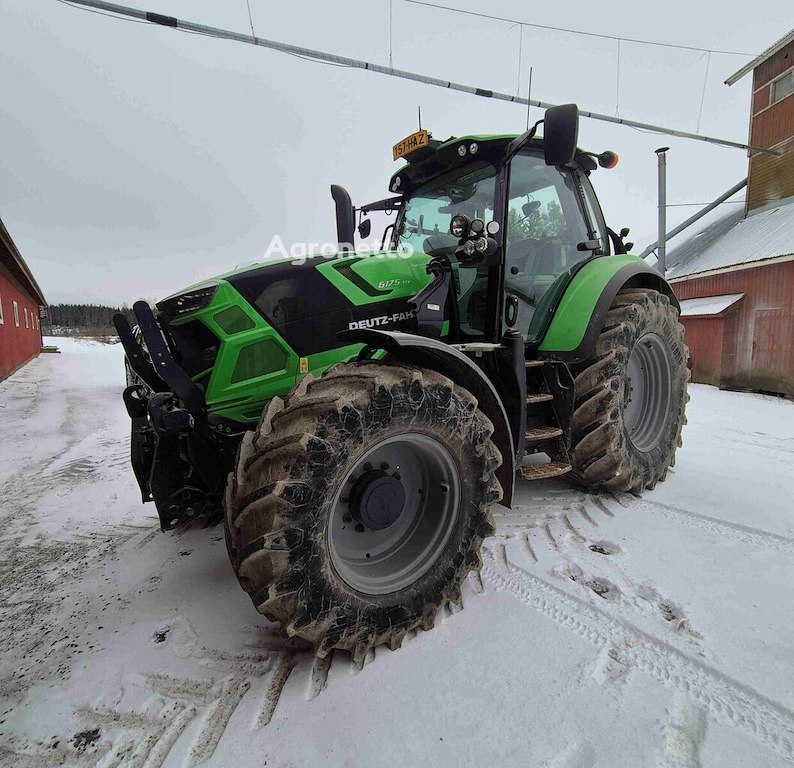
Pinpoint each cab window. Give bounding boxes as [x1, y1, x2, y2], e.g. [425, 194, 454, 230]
[396, 162, 498, 339]
[504, 152, 592, 341]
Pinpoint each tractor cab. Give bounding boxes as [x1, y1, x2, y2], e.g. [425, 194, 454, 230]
[353, 105, 628, 348]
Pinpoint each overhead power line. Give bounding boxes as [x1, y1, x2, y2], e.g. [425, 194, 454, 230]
[403, 0, 759, 57]
[244, 0, 255, 40]
[53, 0, 780, 157]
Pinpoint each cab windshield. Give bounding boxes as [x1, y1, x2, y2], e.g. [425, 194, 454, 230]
[395, 162, 497, 338]
[395, 162, 497, 253]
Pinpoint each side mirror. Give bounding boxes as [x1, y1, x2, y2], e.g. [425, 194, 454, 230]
[543, 104, 579, 166]
[358, 218, 372, 239]
[620, 227, 630, 239]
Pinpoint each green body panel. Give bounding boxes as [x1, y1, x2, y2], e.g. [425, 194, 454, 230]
[538, 254, 649, 353]
[165, 251, 435, 423]
[315, 251, 432, 305]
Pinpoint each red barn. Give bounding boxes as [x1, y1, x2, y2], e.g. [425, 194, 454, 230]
[0, 218, 47, 381]
[666, 29, 794, 397]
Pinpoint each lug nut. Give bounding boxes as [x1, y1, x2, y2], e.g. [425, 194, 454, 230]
[380, 461, 390, 470]
[355, 524, 365, 533]
[343, 513, 352, 523]
[393, 472, 401, 480]
[340, 495, 349, 504]
[363, 462, 373, 472]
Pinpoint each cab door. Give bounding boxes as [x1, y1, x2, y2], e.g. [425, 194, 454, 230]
[503, 151, 607, 341]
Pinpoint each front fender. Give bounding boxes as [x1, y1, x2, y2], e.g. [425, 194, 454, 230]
[340, 329, 515, 507]
[538, 255, 679, 363]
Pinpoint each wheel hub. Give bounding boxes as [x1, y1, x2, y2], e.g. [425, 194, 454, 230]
[327, 433, 461, 595]
[624, 332, 673, 452]
[349, 470, 406, 530]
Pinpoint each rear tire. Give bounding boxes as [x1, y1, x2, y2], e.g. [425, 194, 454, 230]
[568, 288, 688, 493]
[224, 362, 501, 660]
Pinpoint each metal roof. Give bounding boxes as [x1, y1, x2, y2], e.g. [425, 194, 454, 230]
[679, 293, 744, 317]
[725, 29, 794, 86]
[666, 199, 794, 279]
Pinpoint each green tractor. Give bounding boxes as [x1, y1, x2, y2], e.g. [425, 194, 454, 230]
[115, 104, 688, 661]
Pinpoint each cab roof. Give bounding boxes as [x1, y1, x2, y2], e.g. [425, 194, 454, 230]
[388, 132, 595, 194]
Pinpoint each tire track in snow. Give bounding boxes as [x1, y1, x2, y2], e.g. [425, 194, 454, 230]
[610, 495, 794, 555]
[482, 546, 794, 760]
[187, 678, 249, 765]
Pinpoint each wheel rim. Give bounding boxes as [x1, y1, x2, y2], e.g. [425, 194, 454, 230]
[624, 332, 673, 453]
[327, 433, 461, 596]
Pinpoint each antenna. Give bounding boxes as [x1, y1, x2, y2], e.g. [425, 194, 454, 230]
[418, 106, 422, 131]
[526, 66, 533, 130]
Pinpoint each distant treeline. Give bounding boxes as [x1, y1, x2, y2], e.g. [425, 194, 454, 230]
[48, 303, 135, 335]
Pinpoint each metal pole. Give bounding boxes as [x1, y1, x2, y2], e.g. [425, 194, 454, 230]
[638, 177, 747, 259]
[655, 147, 669, 275]
[59, 0, 781, 157]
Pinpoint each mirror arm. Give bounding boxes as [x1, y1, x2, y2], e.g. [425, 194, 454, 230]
[503, 119, 543, 164]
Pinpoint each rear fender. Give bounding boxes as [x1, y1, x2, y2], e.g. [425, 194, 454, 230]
[340, 329, 515, 507]
[538, 255, 679, 363]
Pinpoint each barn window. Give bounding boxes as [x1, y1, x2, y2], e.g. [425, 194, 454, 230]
[24, 307, 29, 328]
[13, 301, 19, 327]
[0, 295, 4, 325]
[771, 70, 793, 105]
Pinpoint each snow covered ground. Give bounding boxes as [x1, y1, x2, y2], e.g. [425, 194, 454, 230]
[1, 337, 793, 767]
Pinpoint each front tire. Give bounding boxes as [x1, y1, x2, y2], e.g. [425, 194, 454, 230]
[569, 288, 689, 493]
[224, 362, 502, 660]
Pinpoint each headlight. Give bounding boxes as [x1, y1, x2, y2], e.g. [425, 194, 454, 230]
[457, 144, 468, 157]
[474, 237, 489, 254]
[469, 142, 479, 155]
[486, 220, 500, 235]
[462, 240, 476, 257]
[450, 215, 470, 238]
[470, 218, 485, 234]
[158, 284, 218, 317]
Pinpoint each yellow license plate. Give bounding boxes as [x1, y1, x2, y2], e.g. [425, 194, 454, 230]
[392, 129, 429, 161]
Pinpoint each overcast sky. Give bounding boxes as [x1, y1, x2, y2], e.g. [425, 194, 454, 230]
[1, 0, 792, 305]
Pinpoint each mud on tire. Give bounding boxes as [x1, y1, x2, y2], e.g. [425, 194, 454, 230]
[224, 362, 502, 661]
[569, 288, 689, 494]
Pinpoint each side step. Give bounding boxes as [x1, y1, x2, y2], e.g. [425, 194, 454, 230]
[526, 392, 554, 404]
[525, 426, 563, 442]
[520, 462, 572, 481]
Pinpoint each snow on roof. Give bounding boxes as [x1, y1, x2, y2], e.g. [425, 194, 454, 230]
[666, 199, 794, 279]
[679, 293, 744, 317]
[725, 29, 794, 85]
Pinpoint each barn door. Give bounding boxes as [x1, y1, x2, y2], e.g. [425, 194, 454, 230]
[751, 308, 794, 392]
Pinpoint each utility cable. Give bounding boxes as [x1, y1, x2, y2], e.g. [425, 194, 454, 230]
[245, 0, 255, 40]
[402, 0, 758, 57]
[52, 0, 780, 156]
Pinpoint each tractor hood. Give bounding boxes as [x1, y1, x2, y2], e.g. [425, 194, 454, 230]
[156, 249, 434, 361]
